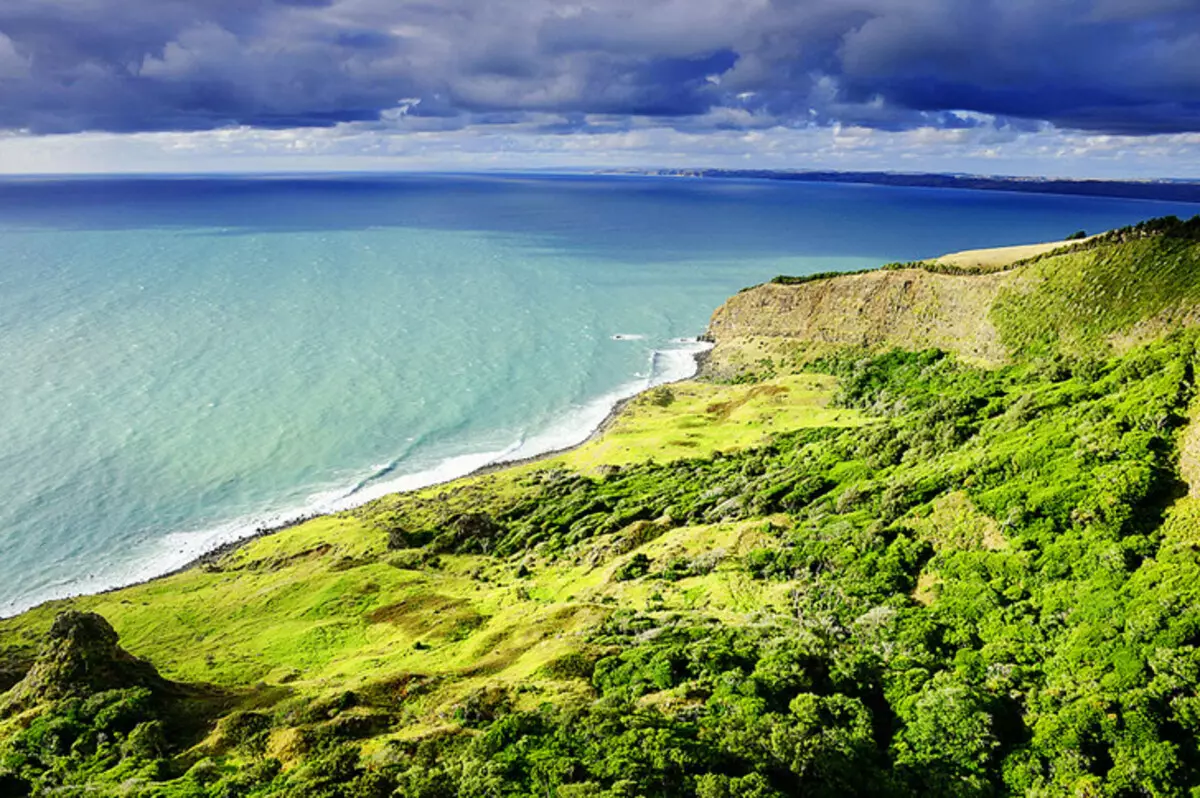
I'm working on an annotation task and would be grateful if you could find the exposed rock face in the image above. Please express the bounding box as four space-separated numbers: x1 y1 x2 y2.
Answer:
1 611 167 716
706 269 1017 369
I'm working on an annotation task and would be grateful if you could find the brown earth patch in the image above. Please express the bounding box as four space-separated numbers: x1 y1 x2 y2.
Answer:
912 491 1005 552
365 593 485 641
1178 400 1200 499
913 571 941 606
359 673 440 706
249 543 334 572
706 384 789 420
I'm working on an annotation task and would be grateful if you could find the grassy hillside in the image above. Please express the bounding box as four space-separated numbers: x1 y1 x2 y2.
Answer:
4 217 1200 796
706 214 1200 376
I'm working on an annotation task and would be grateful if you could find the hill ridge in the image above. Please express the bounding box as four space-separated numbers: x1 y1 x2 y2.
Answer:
704 215 1200 377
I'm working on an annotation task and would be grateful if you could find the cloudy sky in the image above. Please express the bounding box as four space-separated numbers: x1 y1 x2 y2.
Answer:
1 0 1198 176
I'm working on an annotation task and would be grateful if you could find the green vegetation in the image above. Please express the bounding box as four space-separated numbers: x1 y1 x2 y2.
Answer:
5 218 1200 796
993 236 1200 356
770 269 875 286
559 374 865 470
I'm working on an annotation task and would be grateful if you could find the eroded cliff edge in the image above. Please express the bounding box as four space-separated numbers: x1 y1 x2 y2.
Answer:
704 216 1200 379
706 267 1016 369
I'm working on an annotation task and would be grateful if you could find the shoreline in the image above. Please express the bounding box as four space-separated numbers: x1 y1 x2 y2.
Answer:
22 342 715 615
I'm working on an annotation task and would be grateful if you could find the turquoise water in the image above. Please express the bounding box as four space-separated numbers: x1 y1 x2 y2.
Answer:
1 173 1196 615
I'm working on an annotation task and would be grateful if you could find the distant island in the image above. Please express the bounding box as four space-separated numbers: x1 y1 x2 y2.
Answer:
5 215 1200 795
601 167 1200 204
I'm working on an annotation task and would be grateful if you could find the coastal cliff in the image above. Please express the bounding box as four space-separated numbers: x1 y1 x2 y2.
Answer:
4 216 1200 796
705 215 1200 378
706 267 1015 367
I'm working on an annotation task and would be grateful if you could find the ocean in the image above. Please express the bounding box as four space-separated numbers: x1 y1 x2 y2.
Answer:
1 172 1196 615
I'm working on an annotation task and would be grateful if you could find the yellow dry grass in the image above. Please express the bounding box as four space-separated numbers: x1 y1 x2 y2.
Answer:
927 237 1093 271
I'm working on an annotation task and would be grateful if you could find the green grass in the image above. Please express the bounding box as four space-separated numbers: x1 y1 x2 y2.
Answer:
559 374 866 470
992 238 1200 355
7 222 1200 796
0 372 857 712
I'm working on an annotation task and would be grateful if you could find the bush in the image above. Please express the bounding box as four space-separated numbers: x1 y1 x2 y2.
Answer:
646 386 676 407
614 553 652 581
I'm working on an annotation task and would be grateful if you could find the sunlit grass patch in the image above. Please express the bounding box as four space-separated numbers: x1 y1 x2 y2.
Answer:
559 374 865 471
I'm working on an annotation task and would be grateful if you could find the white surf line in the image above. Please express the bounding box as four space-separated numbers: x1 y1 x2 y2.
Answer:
1 338 714 618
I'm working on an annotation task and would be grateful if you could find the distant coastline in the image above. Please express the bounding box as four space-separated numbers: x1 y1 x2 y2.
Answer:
597 168 1200 204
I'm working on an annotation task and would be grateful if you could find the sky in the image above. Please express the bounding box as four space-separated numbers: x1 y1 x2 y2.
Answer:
0 0 1198 177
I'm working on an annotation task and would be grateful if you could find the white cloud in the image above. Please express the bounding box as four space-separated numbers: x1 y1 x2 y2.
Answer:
2 118 1200 179
0 33 29 79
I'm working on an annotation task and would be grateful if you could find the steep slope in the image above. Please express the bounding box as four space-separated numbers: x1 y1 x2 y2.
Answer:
705 215 1200 376
706 268 1016 368
3 216 1200 797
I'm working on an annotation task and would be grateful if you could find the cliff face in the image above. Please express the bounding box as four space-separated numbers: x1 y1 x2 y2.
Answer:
706 224 1200 375
706 268 1018 368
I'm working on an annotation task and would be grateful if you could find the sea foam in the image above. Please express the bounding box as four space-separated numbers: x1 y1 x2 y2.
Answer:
0 338 713 617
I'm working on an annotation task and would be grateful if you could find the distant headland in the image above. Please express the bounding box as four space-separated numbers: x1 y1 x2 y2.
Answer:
599 167 1200 204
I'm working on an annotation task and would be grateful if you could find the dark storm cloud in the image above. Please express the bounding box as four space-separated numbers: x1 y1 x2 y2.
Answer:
0 0 1197 135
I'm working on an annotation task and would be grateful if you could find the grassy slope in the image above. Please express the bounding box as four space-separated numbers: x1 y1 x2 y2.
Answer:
561 374 863 470
0 374 864 722
6 220 1200 796
992 236 1200 354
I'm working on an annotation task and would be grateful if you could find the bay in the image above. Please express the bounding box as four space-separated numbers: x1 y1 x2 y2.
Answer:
0 172 1194 615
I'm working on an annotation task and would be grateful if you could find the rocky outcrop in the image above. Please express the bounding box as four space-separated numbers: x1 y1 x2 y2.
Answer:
0 611 169 716
706 268 1019 369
